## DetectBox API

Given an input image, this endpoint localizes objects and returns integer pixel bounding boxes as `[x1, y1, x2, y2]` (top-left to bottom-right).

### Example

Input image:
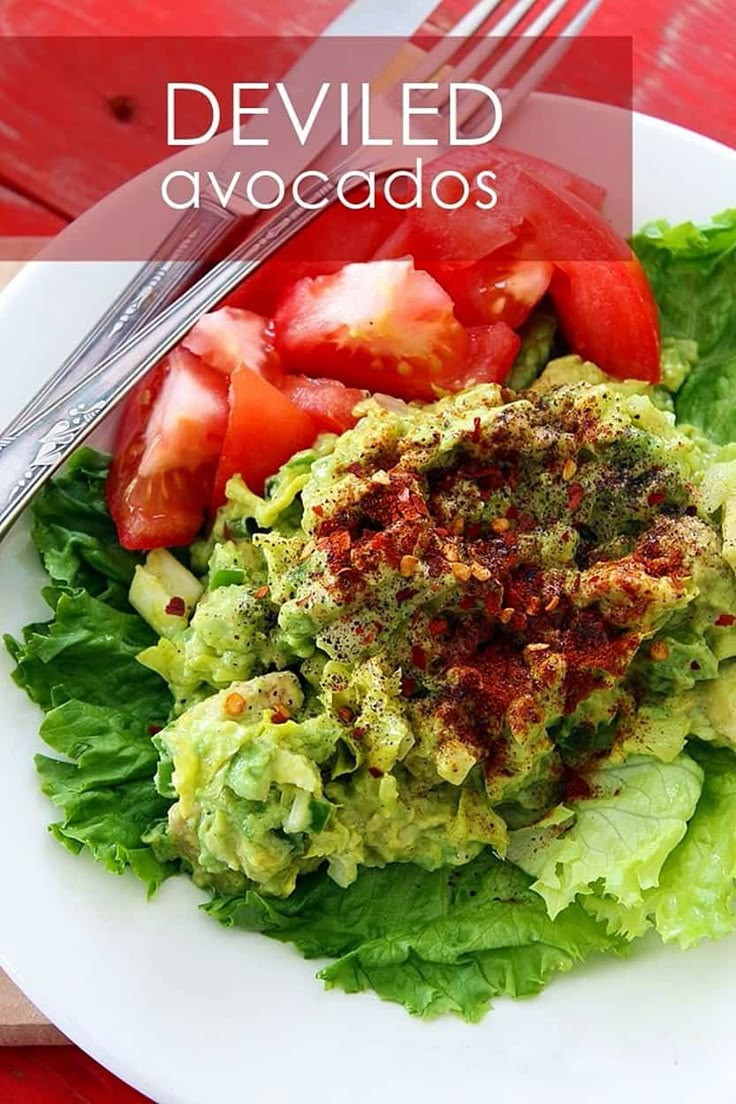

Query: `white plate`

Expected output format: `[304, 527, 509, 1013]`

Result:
[1, 107, 735, 1104]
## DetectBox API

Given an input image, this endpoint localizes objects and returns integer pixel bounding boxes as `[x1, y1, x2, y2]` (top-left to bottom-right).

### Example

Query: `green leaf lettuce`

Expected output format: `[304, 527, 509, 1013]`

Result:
[632, 209, 736, 442]
[205, 851, 625, 1022]
[5, 450, 174, 894]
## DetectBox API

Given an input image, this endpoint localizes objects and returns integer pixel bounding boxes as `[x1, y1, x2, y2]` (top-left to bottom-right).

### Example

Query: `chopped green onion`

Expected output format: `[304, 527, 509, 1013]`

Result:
[210, 568, 245, 589]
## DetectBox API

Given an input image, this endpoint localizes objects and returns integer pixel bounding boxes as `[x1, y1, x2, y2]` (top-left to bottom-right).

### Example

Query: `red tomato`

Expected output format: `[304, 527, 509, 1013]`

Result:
[108, 349, 229, 549]
[182, 307, 281, 382]
[550, 260, 661, 383]
[221, 187, 404, 317]
[429, 254, 553, 329]
[212, 366, 317, 505]
[490, 146, 607, 210]
[274, 259, 469, 402]
[375, 171, 519, 265]
[376, 151, 626, 267]
[463, 323, 521, 386]
[280, 375, 368, 434]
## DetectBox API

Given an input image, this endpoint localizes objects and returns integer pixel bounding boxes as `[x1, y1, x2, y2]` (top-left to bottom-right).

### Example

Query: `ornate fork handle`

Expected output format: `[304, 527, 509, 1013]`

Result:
[0, 178, 336, 542]
[8, 199, 242, 436]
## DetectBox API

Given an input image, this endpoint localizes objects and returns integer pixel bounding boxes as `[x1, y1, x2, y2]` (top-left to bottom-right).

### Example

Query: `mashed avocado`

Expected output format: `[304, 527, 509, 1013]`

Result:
[138, 365, 736, 896]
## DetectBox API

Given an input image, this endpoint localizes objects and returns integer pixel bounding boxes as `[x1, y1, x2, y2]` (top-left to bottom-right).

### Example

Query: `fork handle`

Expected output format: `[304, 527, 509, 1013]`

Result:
[8, 200, 243, 436]
[0, 182, 332, 542]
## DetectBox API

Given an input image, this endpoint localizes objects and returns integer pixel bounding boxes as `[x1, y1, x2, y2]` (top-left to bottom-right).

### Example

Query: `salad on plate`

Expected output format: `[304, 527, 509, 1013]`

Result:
[7, 148, 736, 1022]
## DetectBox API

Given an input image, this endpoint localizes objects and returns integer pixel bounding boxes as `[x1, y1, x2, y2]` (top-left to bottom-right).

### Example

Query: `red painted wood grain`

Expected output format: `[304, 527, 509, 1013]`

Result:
[0, 1047, 152, 1103]
[0, 0, 732, 229]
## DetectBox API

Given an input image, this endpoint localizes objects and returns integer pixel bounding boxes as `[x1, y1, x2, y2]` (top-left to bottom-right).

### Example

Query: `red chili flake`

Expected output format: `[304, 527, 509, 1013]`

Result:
[647, 490, 666, 507]
[147, 724, 162, 736]
[484, 591, 502, 616]
[396, 587, 416, 605]
[516, 513, 538, 534]
[352, 726, 366, 740]
[472, 416, 482, 443]
[429, 617, 448, 636]
[254, 585, 269, 600]
[716, 613, 736, 627]
[165, 596, 186, 616]
[411, 645, 427, 670]
[368, 766, 384, 778]
[567, 483, 585, 512]
[436, 527, 449, 538]
[313, 505, 324, 518]
[459, 594, 475, 611]
[510, 610, 528, 632]
[337, 706, 355, 724]
[400, 674, 417, 698]
[331, 530, 352, 552]
[271, 707, 290, 725]
[505, 505, 519, 521]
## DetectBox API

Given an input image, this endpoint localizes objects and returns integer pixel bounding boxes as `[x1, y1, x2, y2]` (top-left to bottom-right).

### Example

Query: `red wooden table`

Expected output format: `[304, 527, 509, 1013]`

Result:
[0, 0, 733, 1100]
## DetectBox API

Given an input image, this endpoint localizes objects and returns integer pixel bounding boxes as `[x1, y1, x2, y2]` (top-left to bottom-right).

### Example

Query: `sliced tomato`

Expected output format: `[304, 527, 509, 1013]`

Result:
[274, 259, 469, 402]
[108, 349, 229, 549]
[463, 323, 521, 386]
[375, 171, 520, 265]
[182, 307, 281, 382]
[213, 366, 317, 505]
[280, 375, 367, 434]
[429, 253, 553, 329]
[550, 259, 661, 383]
[222, 187, 404, 317]
[490, 146, 607, 210]
[376, 150, 625, 267]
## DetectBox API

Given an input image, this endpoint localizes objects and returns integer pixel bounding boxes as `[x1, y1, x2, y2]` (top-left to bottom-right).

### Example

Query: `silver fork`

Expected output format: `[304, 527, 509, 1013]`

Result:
[0, 0, 601, 541]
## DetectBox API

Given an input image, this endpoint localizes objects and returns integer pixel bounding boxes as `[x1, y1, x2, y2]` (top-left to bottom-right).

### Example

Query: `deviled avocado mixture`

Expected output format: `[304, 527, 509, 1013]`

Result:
[132, 364, 736, 899]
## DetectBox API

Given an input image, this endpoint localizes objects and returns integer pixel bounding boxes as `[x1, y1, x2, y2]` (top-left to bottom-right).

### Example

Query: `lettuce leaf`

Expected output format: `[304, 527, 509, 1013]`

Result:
[507, 755, 703, 917]
[5, 450, 175, 894]
[631, 210, 736, 441]
[27, 447, 140, 605]
[634, 743, 736, 947]
[204, 852, 625, 1022]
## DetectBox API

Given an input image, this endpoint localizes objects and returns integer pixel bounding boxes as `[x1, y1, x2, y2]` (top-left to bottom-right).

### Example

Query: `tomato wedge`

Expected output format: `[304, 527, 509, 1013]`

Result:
[463, 323, 521, 386]
[222, 187, 404, 317]
[490, 146, 607, 210]
[376, 150, 625, 267]
[108, 349, 229, 549]
[550, 260, 661, 383]
[429, 253, 553, 329]
[182, 307, 281, 382]
[212, 367, 317, 505]
[280, 376, 367, 434]
[274, 259, 469, 402]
